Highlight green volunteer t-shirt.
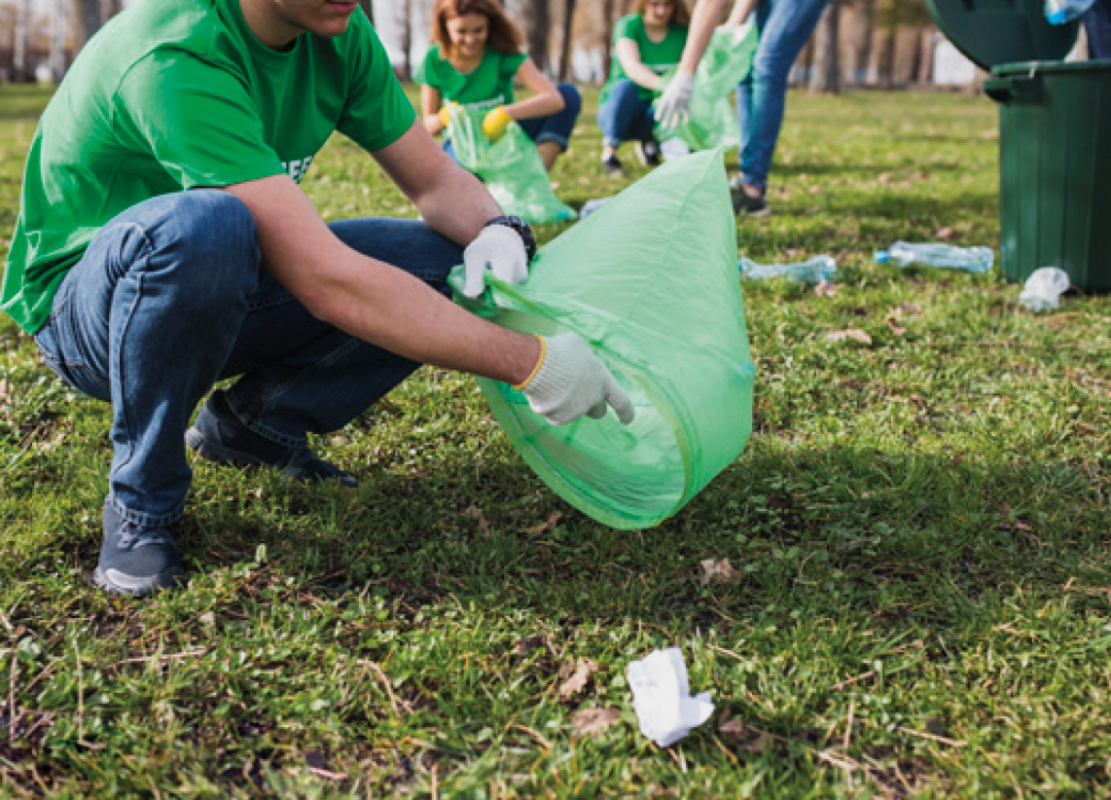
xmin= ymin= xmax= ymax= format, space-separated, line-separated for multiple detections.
xmin=414 ymin=44 xmax=528 ymax=111
xmin=2 ymin=0 xmax=415 ymax=334
xmin=600 ymin=14 xmax=689 ymax=104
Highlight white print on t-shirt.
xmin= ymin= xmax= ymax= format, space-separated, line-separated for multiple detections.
xmin=282 ymin=155 xmax=315 ymax=184
xmin=462 ymin=95 xmax=507 ymax=112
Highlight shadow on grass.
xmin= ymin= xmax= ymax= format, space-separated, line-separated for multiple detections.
xmin=138 ymin=439 xmax=1110 ymax=634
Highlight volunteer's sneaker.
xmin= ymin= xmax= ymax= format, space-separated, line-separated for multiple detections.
xmin=635 ymin=138 xmax=662 ymax=167
xmin=601 ymin=152 xmax=625 ymax=176
xmin=186 ymin=391 xmax=358 ymax=488
xmin=94 ymin=502 xmax=185 ymax=597
xmin=729 ymin=174 xmax=769 ymax=217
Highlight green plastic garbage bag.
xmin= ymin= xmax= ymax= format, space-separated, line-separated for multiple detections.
xmin=449 ymin=149 xmax=755 ymax=529
xmin=655 ymin=24 xmax=759 ymax=152
xmin=447 ymin=106 xmax=576 ymax=225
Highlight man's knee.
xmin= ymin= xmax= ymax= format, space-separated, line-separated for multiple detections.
xmin=136 ymin=190 xmax=262 ymax=302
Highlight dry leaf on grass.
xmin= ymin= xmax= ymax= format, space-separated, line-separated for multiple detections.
xmin=901 ymin=301 xmax=922 ymax=314
xmin=828 ymin=329 xmax=872 ymax=345
xmin=719 ymin=712 xmax=771 ymax=752
xmin=885 ymin=317 xmax=908 ymax=337
xmin=814 ymin=282 xmax=842 ymax=297
xmin=465 ymin=505 xmax=491 ymax=537
xmin=572 ymin=707 xmax=622 ymax=738
xmin=524 ymin=511 xmax=562 ymax=536
xmin=558 ymin=660 xmax=600 ymax=700
xmin=700 ymin=558 xmax=737 ymax=586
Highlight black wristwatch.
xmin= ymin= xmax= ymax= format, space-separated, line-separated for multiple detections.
xmin=484 ymin=215 xmax=537 ymax=263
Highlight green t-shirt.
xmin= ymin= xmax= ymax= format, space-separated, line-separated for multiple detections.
xmin=2 ymin=0 xmax=415 ymax=334
xmin=600 ymin=14 xmax=689 ymax=104
xmin=414 ymin=44 xmax=528 ymax=111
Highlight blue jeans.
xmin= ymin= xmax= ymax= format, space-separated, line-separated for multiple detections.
xmin=597 ymin=79 xmax=657 ymax=149
xmin=1084 ymin=0 xmax=1111 ymax=59
xmin=33 ymin=190 xmax=462 ymax=527
xmin=444 ymin=83 xmax=582 ymax=161
xmin=736 ymin=0 xmax=830 ymax=190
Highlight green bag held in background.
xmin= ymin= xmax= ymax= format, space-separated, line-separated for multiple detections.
xmin=655 ymin=24 xmax=759 ymax=152
xmin=450 ymin=149 xmax=755 ymax=529
xmin=447 ymin=106 xmax=576 ymax=225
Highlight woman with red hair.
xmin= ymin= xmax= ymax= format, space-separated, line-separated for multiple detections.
xmin=417 ymin=0 xmax=581 ymax=173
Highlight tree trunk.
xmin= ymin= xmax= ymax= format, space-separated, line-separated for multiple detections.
xmin=73 ymin=0 xmax=102 ymax=50
xmin=852 ymin=0 xmax=876 ymax=87
xmin=49 ymin=0 xmax=68 ymax=82
xmin=917 ymin=27 xmax=935 ymax=85
xmin=808 ymin=0 xmax=840 ymax=94
xmin=14 ymin=0 xmax=31 ymax=82
xmin=359 ymin=0 xmax=374 ymax=26
xmin=558 ymin=0 xmax=577 ymax=82
xmin=520 ymin=0 xmax=551 ymax=74
xmin=392 ymin=0 xmax=412 ymax=79
xmin=601 ymin=0 xmax=618 ymax=80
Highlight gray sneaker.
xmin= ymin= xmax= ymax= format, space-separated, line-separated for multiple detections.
xmin=729 ymin=174 xmax=769 ymax=217
xmin=186 ymin=391 xmax=358 ymax=488
xmin=94 ymin=502 xmax=184 ymax=597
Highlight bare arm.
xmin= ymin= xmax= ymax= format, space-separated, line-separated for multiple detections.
xmin=676 ymin=0 xmax=731 ymax=76
xmin=616 ymin=38 xmax=665 ymax=91
xmin=728 ymin=0 xmax=759 ymax=25
xmin=376 ymin=120 xmax=502 ymax=246
xmin=420 ymin=84 xmax=446 ymax=136
xmin=220 ymin=123 xmax=540 ymax=384
xmin=504 ymin=58 xmax=564 ymax=121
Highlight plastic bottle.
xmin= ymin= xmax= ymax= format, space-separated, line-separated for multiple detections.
xmin=579 ymin=197 xmax=612 ymax=219
xmin=739 ymin=254 xmax=838 ymax=283
xmin=874 ymin=241 xmax=993 ymax=274
xmin=1045 ymin=0 xmax=1095 ymax=24
xmin=1018 ymin=266 xmax=1070 ymax=311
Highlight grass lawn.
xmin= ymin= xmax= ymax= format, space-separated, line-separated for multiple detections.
xmin=1 ymin=81 xmax=1110 ymax=798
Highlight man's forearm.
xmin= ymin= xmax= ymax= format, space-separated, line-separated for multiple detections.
xmin=409 ymin=163 xmax=504 ymax=246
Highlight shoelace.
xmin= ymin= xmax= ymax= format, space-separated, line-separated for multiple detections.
xmin=118 ymin=523 xmax=176 ymax=550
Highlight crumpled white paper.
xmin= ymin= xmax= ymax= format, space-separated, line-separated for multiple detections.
xmin=626 ymin=648 xmax=714 ymax=747
xmin=1019 ymin=266 xmax=1070 ymax=312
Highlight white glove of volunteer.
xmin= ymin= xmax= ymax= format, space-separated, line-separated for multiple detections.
xmin=515 ymin=334 xmax=636 ymax=427
xmin=462 ymin=218 xmax=534 ymax=299
xmin=656 ymin=71 xmax=695 ymax=130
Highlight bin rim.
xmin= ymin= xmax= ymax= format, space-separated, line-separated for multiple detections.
xmin=992 ymin=59 xmax=1111 ymax=76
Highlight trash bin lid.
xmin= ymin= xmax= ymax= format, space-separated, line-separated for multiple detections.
xmin=926 ymin=0 xmax=1080 ymax=71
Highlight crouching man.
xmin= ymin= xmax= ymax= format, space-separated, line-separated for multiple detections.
xmin=1 ymin=0 xmax=633 ymax=596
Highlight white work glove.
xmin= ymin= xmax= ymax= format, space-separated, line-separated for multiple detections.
xmin=462 ymin=224 xmax=529 ymax=299
xmin=516 ymin=334 xmax=636 ymax=427
xmin=656 ymin=71 xmax=695 ymax=130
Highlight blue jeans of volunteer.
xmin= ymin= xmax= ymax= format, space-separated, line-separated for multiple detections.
xmin=597 ymin=79 xmax=656 ymax=149
xmin=736 ymin=0 xmax=830 ymax=190
xmin=33 ymin=190 xmax=461 ymax=528
xmin=1084 ymin=0 xmax=1111 ymax=59
xmin=443 ymin=83 xmax=582 ymax=162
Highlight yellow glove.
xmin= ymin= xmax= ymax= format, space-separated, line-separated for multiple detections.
xmin=482 ymin=106 xmax=513 ymax=141
xmin=438 ymin=102 xmax=459 ymax=128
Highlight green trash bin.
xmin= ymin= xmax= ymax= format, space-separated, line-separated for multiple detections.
xmin=928 ymin=0 xmax=1111 ymax=291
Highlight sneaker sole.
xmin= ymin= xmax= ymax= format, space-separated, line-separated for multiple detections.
xmin=93 ymin=565 xmax=184 ymax=597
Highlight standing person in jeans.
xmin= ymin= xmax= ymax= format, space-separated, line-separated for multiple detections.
xmin=1084 ymin=0 xmax=1111 ymax=58
xmin=597 ymin=0 xmax=691 ymax=175
xmin=1 ymin=0 xmax=633 ymax=597
xmin=657 ymin=0 xmax=830 ymax=215
xmin=417 ymin=0 xmax=581 ymax=173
